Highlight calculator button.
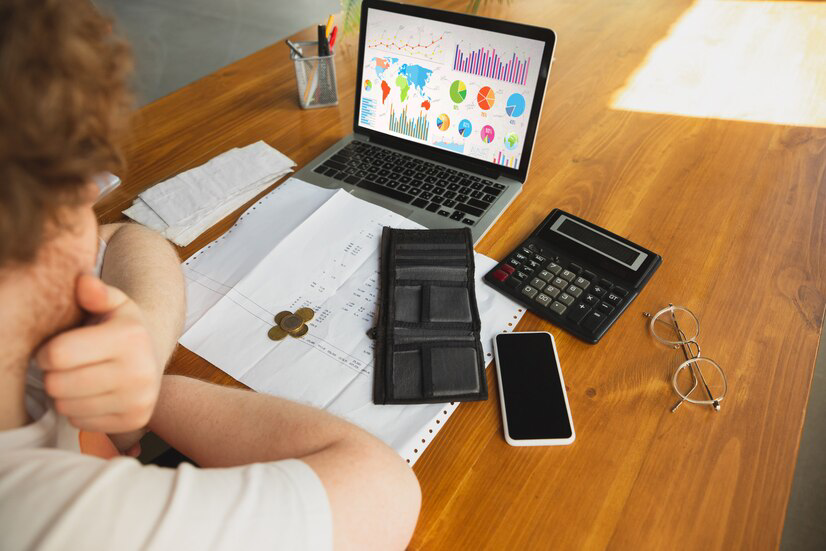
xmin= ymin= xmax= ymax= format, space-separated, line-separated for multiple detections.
xmin=520 ymin=247 xmax=533 ymax=256
xmin=515 ymin=253 xmax=528 ymax=262
xmin=549 ymin=301 xmax=567 ymax=316
xmin=583 ymin=270 xmax=597 ymax=282
xmin=582 ymin=310 xmax=607 ymax=332
xmin=514 ymin=271 xmax=530 ymax=281
xmin=527 ymin=260 xmax=541 ymax=270
xmin=567 ymin=302 xmax=592 ymax=324
xmin=537 ymin=270 xmax=554 ymax=282
xmin=583 ymin=293 xmax=599 ymax=306
xmin=574 ymin=276 xmax=591 ymax=290
xmin=568 ymin=263 xmax=583 ymax=275
xmin=613 ymin=286 xmax=629 ymax=297
xmin=507 ymin=258 xmax=521 ymax=269
xmin=545 ymin=286 xmax=560 ymax=299
xmin=551 ymin=277 xmax=568 ymax=290
xmin=605 ymin=293 xmax=622 ymax=306
xmin=546 ymin=263 xmax=562 ymax=275
xmin=531 ymin=277 xmax=547 ymax=291
xmin=533 ymin=254 xmax=547 ymax=264
xmin=492 ymin=270 xmax=509 ymax=282
xmin=501 ymin=264 xmax=515 ymax=275
xmin=597 ymin=302 xmax=614 ymax=314
xmin=535 ymin=293 xmax=552 ymax=307
xmin=591 ymin=284 xmax=608 ymax=297
xmin=566 ymin=285 xmax=583 ymax=298
xmin=558 ymin=292 xmax=575 ymax=306
xmin=560 ymin=270 xmax=576 ymax=282
xmin=521 ymin=286 xmax=538 ymax=299
xmin=598 ymin=278 xmax=614 ymax=289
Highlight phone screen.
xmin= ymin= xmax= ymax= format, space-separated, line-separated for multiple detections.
xmin=495 ymin=332 xmax=573 ymax=440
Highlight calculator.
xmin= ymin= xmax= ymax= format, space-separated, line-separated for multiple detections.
xmin=484 ymin=209 xmax=662 ymax=343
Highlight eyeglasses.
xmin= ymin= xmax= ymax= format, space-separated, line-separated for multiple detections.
xmin=643 ymin=304 xmax=727 ymax=413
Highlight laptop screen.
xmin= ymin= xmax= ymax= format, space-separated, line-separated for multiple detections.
xmin=356 ymin=5 xmax=550 ymax=175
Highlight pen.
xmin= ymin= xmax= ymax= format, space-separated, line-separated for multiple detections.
xmin=317 ymin=24 xmax=329 ymax=56
xmin=329 ymin=26 xmax=338 ymax=51
xmin=285 ymin=39 xmax=304 ymax=59
xmin=325 ymin=14 xmax=334 ymax=38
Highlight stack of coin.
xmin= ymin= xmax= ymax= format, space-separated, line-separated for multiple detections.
xmin=267 ymin=307 xmax=315 ymax=340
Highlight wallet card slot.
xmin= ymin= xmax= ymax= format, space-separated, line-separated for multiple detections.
xmin=394 ymin=265 xmax=468 ymax=282
xmin=392 ymin=326 xmax=475 ymax=344
xmin=428 ymin=285 xmax=472 ymax=323
xmin=393 ymin=285 xmax=421 ymax=323
xmin=395 ymin=243 xmax=467 ymax=252
xmin=390 ymin=349 xmax=422 ymax=399
xmin=393 ymin=257 xmax=468 ymax=266
xmin=390 ymin=341 xmax=482 ymax=399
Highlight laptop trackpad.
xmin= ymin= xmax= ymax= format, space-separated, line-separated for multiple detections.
xmin=349 ymin=188 xmax=414 ymax=218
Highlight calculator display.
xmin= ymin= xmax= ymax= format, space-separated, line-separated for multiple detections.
xmin=547 ymin=215 xmax=647 ymax=271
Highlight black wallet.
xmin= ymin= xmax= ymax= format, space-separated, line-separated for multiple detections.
xmin=373 ymin=227 xmax=488 ymax=404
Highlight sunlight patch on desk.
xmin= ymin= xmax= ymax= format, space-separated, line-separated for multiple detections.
xmin=610 ymin=0 xmax=826 ymax=128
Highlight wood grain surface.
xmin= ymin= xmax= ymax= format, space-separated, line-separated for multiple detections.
xmin=95 ymin=0 xmax=826 ymax=549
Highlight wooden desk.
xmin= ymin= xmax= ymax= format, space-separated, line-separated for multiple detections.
xmin=96 ymin=0 xmax=826 ymax=548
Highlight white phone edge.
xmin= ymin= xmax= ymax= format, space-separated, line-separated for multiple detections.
xmin=493 ymin=331 xmax=576 ymax=447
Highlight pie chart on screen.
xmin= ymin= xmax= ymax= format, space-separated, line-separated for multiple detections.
xmin=458 ymin=119 xmax=472 ymax=138
xmin=506 ymin=93 xmax=525 ymax=117
xmin=480 ymin=125 xmax=495 ymax=143
xmin=477 ymin=86 xmax=495 ymax=110
xmin=436 ymin=114 xmax=450 ymax=131
xmin=449 ymin=80 xmax=467 ymax=104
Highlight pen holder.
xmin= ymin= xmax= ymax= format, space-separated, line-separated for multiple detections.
xmin=290 ymin=41 xmax=338 ymax=109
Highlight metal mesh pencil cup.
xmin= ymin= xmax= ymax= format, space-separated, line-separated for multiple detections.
xmin=290 ymin=41 xmax=338 ymax=109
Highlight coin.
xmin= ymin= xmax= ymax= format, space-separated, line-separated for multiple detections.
xmin=279 ymin=314 xmax=304 ymax=333
xmin=292 ymin=325 xmax=309 ymax=337
xmin=267 ymin=326 xmax=288 ymax=341
xmin=274 ymin=311 xmax=291 ymax=325
xmin=295 ymin=307 xmax=315 ymax=322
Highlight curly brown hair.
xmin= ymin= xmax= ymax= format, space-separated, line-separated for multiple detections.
xmin=0 ymin=0 xmax=133 ymax=267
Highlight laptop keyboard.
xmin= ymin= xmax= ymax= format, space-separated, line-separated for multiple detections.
xmin=312 ymin=141 xmax=506 ymax=226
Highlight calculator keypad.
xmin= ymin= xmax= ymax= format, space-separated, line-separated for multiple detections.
xmin=487 ymin=241 xmax=632 ymax=340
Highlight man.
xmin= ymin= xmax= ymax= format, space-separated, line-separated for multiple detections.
xmin=0 ymin=1 xmax=421 ymax=549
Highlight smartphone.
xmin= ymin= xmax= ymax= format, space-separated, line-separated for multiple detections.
xmin=493 ymin=331 xmax=575 ymax=446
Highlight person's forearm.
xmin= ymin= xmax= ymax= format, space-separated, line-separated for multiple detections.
xmin=149 ymin=375 xmax=421 ymax=550
xmin=148 ymin=375 xmax=374 ymax=467
xmin=99 ymin=223 xmax=185 ymax=368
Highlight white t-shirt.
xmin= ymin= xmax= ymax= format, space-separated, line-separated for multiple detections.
xmin=0 ymin=239 xmax=333 ymax=550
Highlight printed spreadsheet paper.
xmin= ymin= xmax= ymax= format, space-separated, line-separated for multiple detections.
xmin=179 ymin=178 xmax=524 ymax=464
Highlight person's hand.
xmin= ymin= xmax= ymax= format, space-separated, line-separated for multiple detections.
xmin=37 ymin=274 xmax=162 ymax=434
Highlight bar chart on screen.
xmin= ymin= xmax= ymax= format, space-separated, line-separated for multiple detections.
xmin=494 ymin=151 xmax=518 ymax=168
xmin=453 ymin=43 xmax=531 ymax=86
xmin=389 ymin=104 xmax=430 ymax=140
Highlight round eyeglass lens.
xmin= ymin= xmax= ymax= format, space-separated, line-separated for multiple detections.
xmin=672 ymin=356 xmax=726 ymax=405
xmin=650 ymin=305 xmax=699 ymax=346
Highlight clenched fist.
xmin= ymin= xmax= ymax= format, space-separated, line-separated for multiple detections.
xmin=37 ymin=274 xmax=162 ymax=434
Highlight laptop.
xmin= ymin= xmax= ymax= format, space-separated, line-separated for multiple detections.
xmin=294 ymin=0 xmax=556 ymax=243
